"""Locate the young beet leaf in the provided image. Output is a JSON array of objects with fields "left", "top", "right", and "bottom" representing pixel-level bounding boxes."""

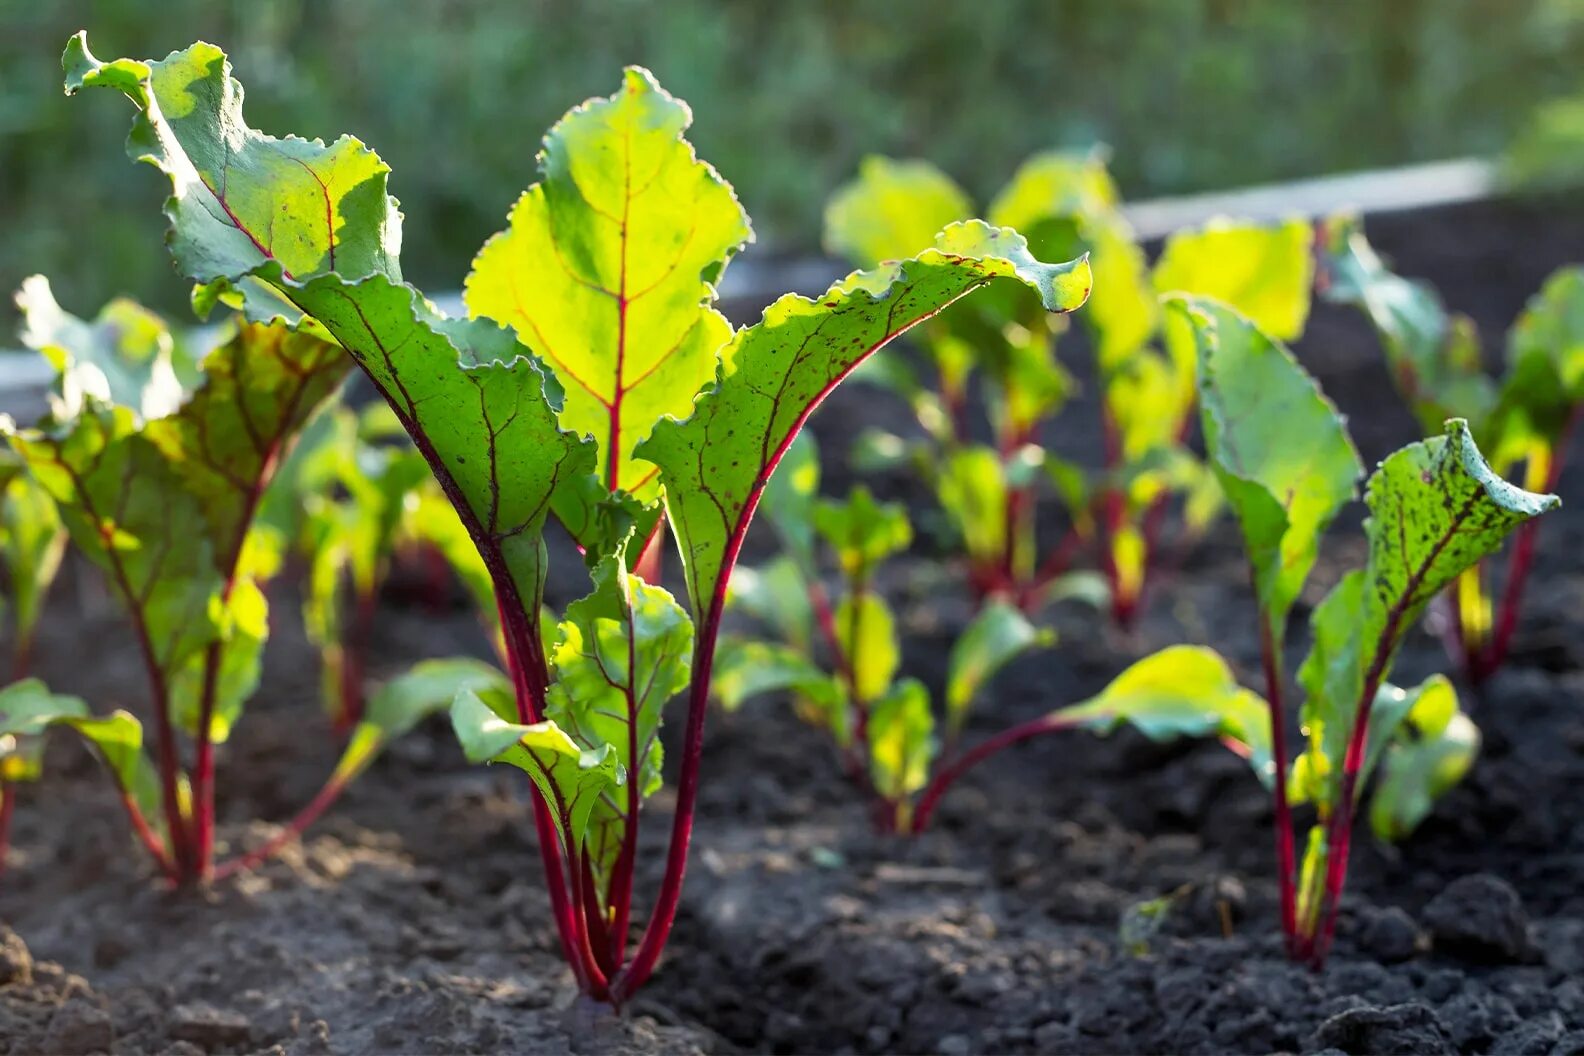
[
  {"left": 825, "top": 151, "right": 1312, "bottom": 625},
  {"left": 1166, "top": 295, "right": 1557, "bottom": 965},
  {"left": 0, "top": 453, "right": 67, "bottom": 682},
  {"left": 269, "top": 404, "right": 454, "bottom": 731},
  {"left": 69, "top": 35, "right": 1091, "bottom": 1003},
  {"left": 705, "top": 288, "right": 1295, "bottom": 841},
  {"left": 4, "top": 288, "right": 350, "bottom": 881},
  {"left": 1320, "top": 216, "right": 1584, "bottom": 682}
]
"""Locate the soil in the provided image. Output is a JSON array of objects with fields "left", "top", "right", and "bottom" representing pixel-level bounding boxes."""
[{"left": 5, "top": 195, "right": 1584, "bottom": 1054}]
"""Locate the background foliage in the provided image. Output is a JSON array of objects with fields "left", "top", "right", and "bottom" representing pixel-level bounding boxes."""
[{"left": 3, "top": 0, "right": 1583, "bottom": 315}]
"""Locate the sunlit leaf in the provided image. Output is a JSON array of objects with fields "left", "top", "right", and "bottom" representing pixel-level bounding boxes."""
[
  {"left": 1057, "top": 645, "right": 1274, "bottom": 786},
  {"left": 945, "top": 601, "right": 1053, "bottom": 733},
  {"left": 834, "top": 592, "right": 900, "bottom": 704},
  {"left": 825, "top": 156, "right": 972, "bottom": 269},
  {"left": 465, "top": 67, "right": 752, "bottom": 499},
  {"left": 866, "top": 678, "right": 936, "bottom": 802},
  {"left": 814, "top": 485, "right": 912, "bottom": 580},
  {"left": 1297, "top": 420, "right": 1558, "bottom": 810},
  {"left": 1319, "top": 214, "right": 1495, "bottom": 433},
  {"left": 1177, "top": 297, "right": 1361, "bottom": 641},
  {"left": 546, "top": 549, "right": 693, "bottom": 899},
  {"left": 639, "top": 221, "right": 1090, "bottom": 622},
  {"left": 450, "top": 687, "right": 623, "bottom": 855}
]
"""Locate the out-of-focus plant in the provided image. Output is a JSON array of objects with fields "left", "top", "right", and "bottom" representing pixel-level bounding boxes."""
[
  {"left": 1320, "top": 216, "right": 1584, "bottom": 683},
  {"left": 825, "top": 151, "right": 1312, "bottom": 625},
  {"left": 719, "top": 434, "right": 1054, "bottom": 831},
  {"left": 0, "top": 399, "right": 68, "bottom": 874},
  {"left": 264, "top": 402, "right": 482, "bottom": 732},
  {"left": 0, "top": 276, "right": 503, "bottom": 885}
]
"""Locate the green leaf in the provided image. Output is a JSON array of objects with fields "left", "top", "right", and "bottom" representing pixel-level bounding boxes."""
[
  {"left": 825, "top": 156, "right": 973, "bottom": 269},
  {"left": 64, "top": 35, "right": 400, "bottom": 289},
  {"left": 68, "top": 36, "right": 593, "bottom": 672},
  {"left": 945, "top": 601, "right": 1054, "bottom": 733},
  {"left": 711, "top": 638, "right": 841, "bottom": 714},
  {"left": 986, "top": 149, "right": 1121, "bottom": 234},
  {"left": 1297, "top": 420, "right": 1558, "bottom": 810},
  {"left": 1153, "top": 219, "right": 1314, "bottom": 342},
  {"left": 335, "top": 657, "right": 511, "bottom": 783},
  {"left": 760, "top": 432, "right": 821, "bottom": 569},
  {"left": 980, "top": 325, "right": 1074, "bottom": 438},
  {"left": 637, "top": 221, "right": 1091, "bottom": 621},
  {"left": 464, "top": 67, "right": 752, "bottom": 499},
  {"left": 0, "top": 679, "right": 165, "bottom": 841},
  {"left": 1177, "top": 296, "right": 1362, "bottom": 640},
  {"left": 984, "top": 151, "right": 1154, "bottom": 371},
  {"left": 450, "top": 687, "right": 623, "bottom": 857},
  {"left": 17, "top": 274, "right": 186, "bottom": 420},
  {"left": 834, "top": 592, "right": 900, "bottom": 704},
  {"left": 1491, "top": 266, "right": 1584, "bottom": 469},
  {"left": 546, "top": 550, "right": 693, "bottom": 898},
  {"left": 292, "top": 279, "right": 597, "bottom": 655},
  {"left": 726, "top": 556, "right": 813, "bottom": 650},
  {"left": 9, "top": 406, "right": 223, "bottom": 677},
  {"left": 937, "top": 445, "right": 1009, "bottom": 566},
  {"left": 1057, "top": 645, "right": 1274, "bottom": 787},
  {"left": 866, "top": 678, "right": 936, "bottom": 802},
  {"left": 1319, "top": 214, "right": 1495, "bottom": 434},
  {"left": 168, "top": 576, "right": 269, "bottom": 743},
  {"left": 1369, "top": 675, "right": 1479, "bottom": 841},
  {"left": 813, "top": 485, "right": 912, "bottom": 581},
  {"left": 0, "top": 473, "right": 67, "bottom": 652}
]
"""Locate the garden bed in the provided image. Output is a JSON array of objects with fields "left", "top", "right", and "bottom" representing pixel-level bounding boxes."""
[{"left": 2, "top": 195, "right": 1584, "bottom": 1055}]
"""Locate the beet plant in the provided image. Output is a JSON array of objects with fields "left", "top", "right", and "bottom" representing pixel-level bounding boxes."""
[
  {"left": 719, "top": 433, "right": 1055, "bottom": 831},
  {"left": 266, "top": 402, "right": 479, "bottom": 731},
  {"left": 1320, "top": 216, "right": 1584, "bottom": 684},
  {"left": 722, "top": 435, "right": 1293, "bottom": 835},
  {"left": 0, "top": 434, "right": 67, "bottom": 875},
  {"left": 825, "top": 152, "right": 1312, "bottom": 624},
  {"left": 0, "top": 274, "right": 505, "bottom": 884},
  {"left": 65, "top": 36, "right": 1090, "bottom": 1002},
  {"left": 1126, "top": 296, "right": 1557, "bottom": 964}
]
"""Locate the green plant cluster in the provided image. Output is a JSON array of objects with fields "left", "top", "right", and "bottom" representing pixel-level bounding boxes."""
[{"left": 0, "top": 33, "right": 1570, "bottom": 1009}]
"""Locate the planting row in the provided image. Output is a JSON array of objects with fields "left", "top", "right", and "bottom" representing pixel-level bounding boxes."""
[{"left": 0, "top": 34, "right": 1574, "bottom": 1005}]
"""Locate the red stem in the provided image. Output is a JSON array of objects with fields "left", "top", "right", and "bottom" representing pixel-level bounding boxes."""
[
  {"left": 1475, "top": 405, "right": 1577, "bottom": 682},
  {"left": 193, "top": 442, "right": 283, "bottom": 880},
  {"left": 118, "top": 790, "right": 177, "bottom": 880},
  {"left": 336, "top": 585, "right": 379, "bottom": 733},
  {"left": 497, "top": 597, "right": 602, "bottom": 995},
  {"left": 0, "top": 781, "right": 13, "bottom": 877},
  {"left": 211, "top": 770, "right": 350, "bottom": 880},
  {"left": 1018, "top": 525, "right": 1085, "bottom": 613},
  {"left": 579, "top": 852, "right": 618, "bottom": 978},
  {"left": 53, "top": 458, "right": 196, "bottom": 878},
  {"left": 1258, "top": 617, "right": 1299, "bottom": 956},
  {"left": 910, "top": 711, "right": 1085, "bottom": 833},
  {"left": 610, "top": 597, "right": 722, "bottom": 1002},
  {"left": 1310, "top": 486, "right": 1481, "bottom": 962}
]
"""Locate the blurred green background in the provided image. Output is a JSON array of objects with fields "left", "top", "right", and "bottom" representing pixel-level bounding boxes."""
[{"left": 3, "top": 0, "right": 1583, "bottom": 318}]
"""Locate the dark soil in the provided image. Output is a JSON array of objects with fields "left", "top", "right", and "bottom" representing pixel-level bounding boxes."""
[{"left": 4, "top": 195, "right": 1584, "bottom": 1054}]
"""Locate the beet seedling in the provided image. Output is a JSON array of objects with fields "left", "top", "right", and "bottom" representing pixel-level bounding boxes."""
[
  {"left": 1142, "top": 296, "right": 1556, "bottom": 964},
  {"left": 1319, "top": 216, "right": 1584, "bottom": 684},
  {"left": 0, "top": 444, "right": 67, "bottom": 874},
  {"left": 720, "top": 433, "right": 1054, "bottom": 830},
  {"left": 66, "top": 36, "right": 1090, "bottom": 1002},
  {"left": 0, "top": 279, "right": 505, "bottom": 885},
  {"left": 265, "top": 402, "right": 481, "bottom": 731},
  {"left": 825, "top": 152, "right": 1312, "bottom": 625}
]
